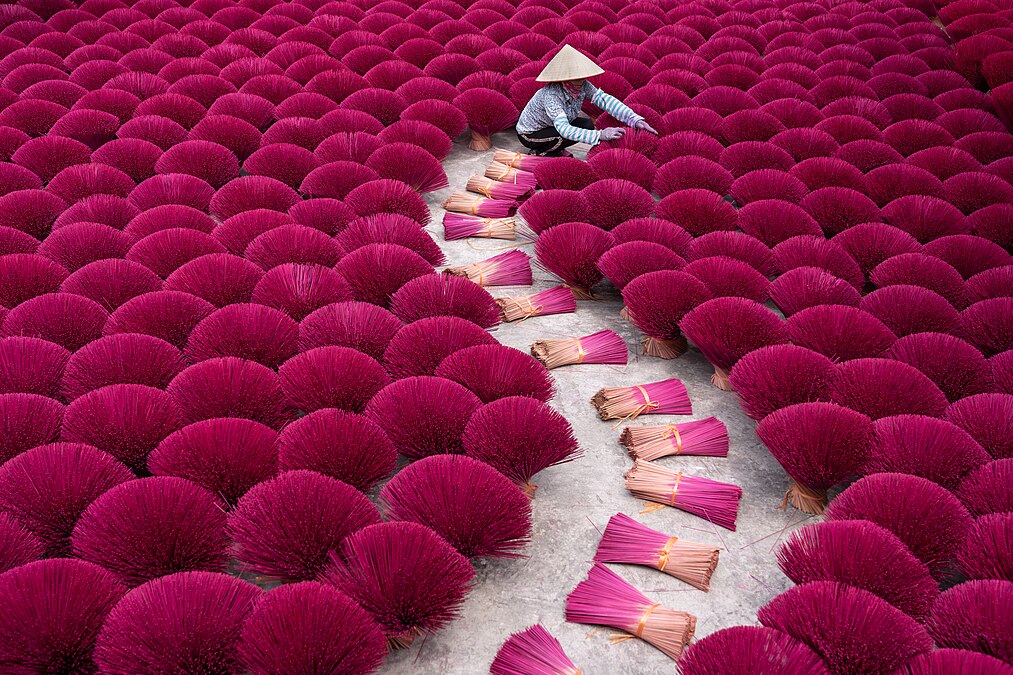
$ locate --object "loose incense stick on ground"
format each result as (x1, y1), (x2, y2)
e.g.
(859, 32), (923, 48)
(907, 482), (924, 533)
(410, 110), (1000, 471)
(624, 460), (743, 531)
(620, 417), (729, 461)
(485, 161), (537, 190)
(444, 250), (532, 287)
(530, 330), (627, 369)
(443, 213), (516, 241)
(467, 175), (533, 201)
(594, 513), (720, 591)
(496, 286), (576, 322)
(565, 562), (696, 661)
(592, 378), (692, 421)
(442, 192), (515, 218)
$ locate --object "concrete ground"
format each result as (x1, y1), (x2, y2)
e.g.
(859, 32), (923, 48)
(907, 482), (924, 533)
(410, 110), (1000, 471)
(382, 131), (809, 673)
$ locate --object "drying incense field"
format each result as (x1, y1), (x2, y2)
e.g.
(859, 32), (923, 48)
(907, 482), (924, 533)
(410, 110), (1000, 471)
(0, 0), (1009, 673)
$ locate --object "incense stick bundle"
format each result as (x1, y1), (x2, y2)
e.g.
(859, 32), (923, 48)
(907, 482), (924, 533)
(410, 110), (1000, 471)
(496, 286), (576, 322)
(490, 624), (581, 675)
(485, 161), (537, 190)
(443, 213), (516, 241)
(565, 562), (696, 661)
(592, 378), (692, 421)
(445, 250), (532, 287)
(493, 148), (552, 172)
(624, 460), (743, 531)
(442, 192), (515, 218)
(619, 417), (729, 461)
(594, 513), (720, 591)
(467, 175), (534, 201)
(530, 330), (627, 370)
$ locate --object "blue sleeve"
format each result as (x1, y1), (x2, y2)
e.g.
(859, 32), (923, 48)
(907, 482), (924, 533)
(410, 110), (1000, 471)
(551, 113), (602, 145)
(587, 85), (644, 127)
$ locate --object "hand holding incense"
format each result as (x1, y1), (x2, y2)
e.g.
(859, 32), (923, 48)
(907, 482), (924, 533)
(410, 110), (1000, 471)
(467, 175), (534, 201)
(445, 250), (532, 287)
(490, 624), (582, 675)
(530, 330), (628, 369)
(485, 161), (537, 190)
(591, 378), (692, 421)
(594, 513), (720, 591)
(496, 286), (576, 322)
(443, 213), (516, 241)
(565, 562), (696, 661)
(624, 460), (743, 531)
(442, 192), (515, 219)
(493, 148), (552, 171)
(620, 417), (729, 461)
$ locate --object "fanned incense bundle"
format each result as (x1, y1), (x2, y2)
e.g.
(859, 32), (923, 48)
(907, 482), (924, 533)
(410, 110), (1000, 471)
(624, 460), (742, 531)
(493, 148), (551, 172)
(444, 250), (531, 287)
(594, 513), (720, 591)
(592, 378), (692, 422)
(443, 213), (516, 241)
(442, 191), (515, 218)
(490, 624), (581, 675)
(565, 562), (696, 661)
(620, 417), (729, 461)
(496, 286), (576, 323)
(530, 330), (627, 370)
(466, 175), (533, 201)
(485, 161), (537, 190)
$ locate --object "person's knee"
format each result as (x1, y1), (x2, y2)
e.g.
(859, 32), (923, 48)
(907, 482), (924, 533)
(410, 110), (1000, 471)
(573, 116), (595, 130)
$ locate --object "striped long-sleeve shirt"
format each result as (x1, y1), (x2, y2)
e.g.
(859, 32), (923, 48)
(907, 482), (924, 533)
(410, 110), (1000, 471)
(515, 81), (644, 146)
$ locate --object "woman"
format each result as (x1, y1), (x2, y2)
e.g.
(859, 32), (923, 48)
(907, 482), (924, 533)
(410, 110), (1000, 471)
(515, 45), (658, 156)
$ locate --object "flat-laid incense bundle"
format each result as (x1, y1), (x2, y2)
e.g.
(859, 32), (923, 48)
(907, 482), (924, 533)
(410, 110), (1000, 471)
(493, 148), (552, 172)
(591, 378), (692, 421)
(485, 161), (537, 190)
(624, 460), (743, 531)
(594, 513), (720, 591)
(530, 330), (627, 370)
(444, 250), (532, 287)
(442, 191), (515, 218)
(490, 624), (581, 675)
(496, 286), (576, 322)
(565, 562), (696, 661)
(467, 175), (534, 201)
(620, 417), (729, 461)
(443, 213), (516, 241)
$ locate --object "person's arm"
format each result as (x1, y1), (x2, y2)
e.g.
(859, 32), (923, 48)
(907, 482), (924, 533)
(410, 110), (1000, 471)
(588, 85), (643, 127)
(546, 102), (603, 145)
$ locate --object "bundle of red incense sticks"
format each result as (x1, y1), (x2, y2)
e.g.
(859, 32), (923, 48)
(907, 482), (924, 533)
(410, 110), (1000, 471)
(443, 213), (516, 241)
(592, 378), (692, 421)
(624, 460), (743, 531)
(529, 330), (627, 370)
(467, 175), (534, 201)
(490, 624), (581, 675)
(493, 148), (552, 172)
(485, 161), (537, 190)
(565, 562), (696, 661)
(442, 192), (515, 218)
(620, 417), (729, 461)
(496, 286), (576, 323)
(594, 513), (720, 591)
(445, 250), (532, 287)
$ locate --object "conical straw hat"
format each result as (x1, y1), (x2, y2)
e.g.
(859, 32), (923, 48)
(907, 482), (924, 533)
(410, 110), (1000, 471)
(536, 45), (605, 82)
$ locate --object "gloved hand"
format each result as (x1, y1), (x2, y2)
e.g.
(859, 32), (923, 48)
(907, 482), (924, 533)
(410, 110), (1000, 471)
(600, 127), (626, 141)
(635, 119), (659, 135)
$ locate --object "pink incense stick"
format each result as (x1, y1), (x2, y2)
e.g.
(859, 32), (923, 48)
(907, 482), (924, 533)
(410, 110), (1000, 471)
(592, 378), (692, 422)
(442, 192), (516, 218)
(565, 562), (697, 661)
(493, 148), (553, 172)
(496, 286), (576, 322)
(530, 330), (628, 370)
(445, 250), (532, 287)
(594, 513), (720, 591)
(490, 624), (581, 675)
(443, 213), (516, 241)
(620, 417), (729, 461)
(467, 175), (535, 201)
(624, 460), (743, 531)
(485, 161), (538, 190)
